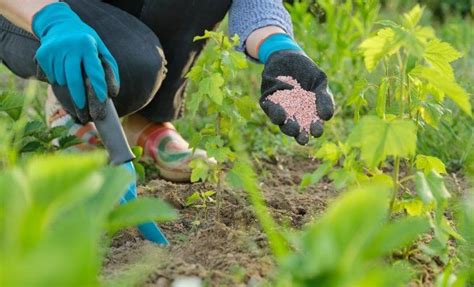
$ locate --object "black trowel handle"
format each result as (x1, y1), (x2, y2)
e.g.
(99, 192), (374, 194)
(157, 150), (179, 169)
(94, 99), (135, 165)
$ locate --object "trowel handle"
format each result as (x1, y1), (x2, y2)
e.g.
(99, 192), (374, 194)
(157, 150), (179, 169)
(93, 99), (135, 165)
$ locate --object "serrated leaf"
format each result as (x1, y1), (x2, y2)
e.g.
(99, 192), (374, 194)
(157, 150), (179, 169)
(24, 120), (46, 137)
(235, 95), (255, 120)
(189, 158), (210, 183)
(49, 126), (68, 139)
(58, 135), (82, 149)
(394, 199), (426, 216)
(359, 28), (401, 72)
(411, 66), (472, 116)
(185, 192), (201, 207)
(199, 74), (224, 105)
(424, 39), (462, 80)
(403, 4), (423, 28)
(348, 116), (417, 167)
(20, 140), (45, 153)
(107, 198), (177, 234)
(415, 155), (447, 175)
(186, 65), (203, 82)
(315, 142), (341, 162)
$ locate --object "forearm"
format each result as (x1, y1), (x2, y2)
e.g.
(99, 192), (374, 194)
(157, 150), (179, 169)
(228, 0), (294, 56)
(0, 0), (57, 33)
(246, 26), (286, 60)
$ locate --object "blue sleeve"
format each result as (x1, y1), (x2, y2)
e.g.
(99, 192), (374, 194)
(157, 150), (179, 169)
(228, 0), (294, 53)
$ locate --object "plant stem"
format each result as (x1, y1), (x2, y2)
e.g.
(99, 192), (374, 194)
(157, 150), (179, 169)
(391, 156), (400, 211)
(397, 52), (406, 119)
(215, 112), (222, 222)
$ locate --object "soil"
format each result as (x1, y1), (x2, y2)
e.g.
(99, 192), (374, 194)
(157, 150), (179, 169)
(103, 154), (337, 286)
(102, 154), (471, 287)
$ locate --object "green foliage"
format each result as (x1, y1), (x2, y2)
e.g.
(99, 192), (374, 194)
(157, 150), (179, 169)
(348, 115), (417, 168)
(0, 90), (80, 164)
(0, 153), (176, 287)
(131, 146), (146, 181)
(185, 191), (216, 208)
(276, 180), (428, 286)
(359, 4), (472, 117)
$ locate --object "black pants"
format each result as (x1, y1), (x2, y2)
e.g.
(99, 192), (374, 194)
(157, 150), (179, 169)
(0, 0), (231, 122)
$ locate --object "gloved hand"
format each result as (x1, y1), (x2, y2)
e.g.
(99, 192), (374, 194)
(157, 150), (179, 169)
(32, 2), (120, 123)
(121, 161), (169, 246)
(259, 33), (335, 145)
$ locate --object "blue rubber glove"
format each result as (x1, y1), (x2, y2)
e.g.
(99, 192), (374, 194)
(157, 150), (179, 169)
(32, 2), (120, 122)
(121, 162), (169, 246)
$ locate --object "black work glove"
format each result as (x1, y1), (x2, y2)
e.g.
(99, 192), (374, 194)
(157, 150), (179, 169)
(260, 50), (335, 145)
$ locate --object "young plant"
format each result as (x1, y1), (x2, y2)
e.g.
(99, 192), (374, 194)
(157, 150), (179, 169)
(185, 191), (216, 223)
(277, 177), (429, 286)
(185, 30), (250, 215)
(299, 5), (470, 282)
(0, 153), (177, 287)
(0, 89), (80, 165)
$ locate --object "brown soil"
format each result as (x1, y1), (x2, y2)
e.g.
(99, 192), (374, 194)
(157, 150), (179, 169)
(103, 155), (337, 286)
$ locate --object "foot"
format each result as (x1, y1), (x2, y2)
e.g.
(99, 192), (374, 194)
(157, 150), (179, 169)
(124, 115), (215, 183)
(46, 87), (100, 151)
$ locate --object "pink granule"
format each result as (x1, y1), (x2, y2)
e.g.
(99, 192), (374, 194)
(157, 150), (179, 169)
(266, 76), (319, 133)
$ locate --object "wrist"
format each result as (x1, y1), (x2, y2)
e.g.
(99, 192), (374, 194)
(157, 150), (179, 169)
(32, 2), (76, 38)
(246, 26), (286, 59)
(258, 33), (303, 64)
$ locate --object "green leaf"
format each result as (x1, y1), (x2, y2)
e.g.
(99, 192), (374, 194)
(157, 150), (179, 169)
(415, 155), (447, 175)
(424, 39), (462, 80)
(348, 116), (417, 167)
(131, 146), (144, 159)
(49, 126), (68, 139)
(394, 199), (427, 216)
(20, 140), (45, 153)
(299, 161), (332, 191)
(315, 142), (341, 162)
(27, 153), (109, 209)
(58, 135), (82, 149)
(189, 158), (210, 183)
(199, 73), (224, 105)
(329, 169), (358, 190)
(415, 171), (450, 205)
(185, 192), (201, 207)
(235, 95), (256, 120)
(365, 216), (429, 259)
(293, 182), (392, 276)
(376, 78), (388, 118)
(415, 171), (435, 204)
(23, 120), (46, 137)
(107, 198), (177, 234)
(411, 66), (472, 116)
(403, 4), (424, 28)
(0, 91), (24, 120)
(202, 191), (216, 198)
(426, 171), (451, 202)
(186, 65), (203, 82)
(359, 28), (401, 72)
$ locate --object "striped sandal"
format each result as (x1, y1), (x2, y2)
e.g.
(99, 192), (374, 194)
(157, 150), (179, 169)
(136, 122), (215, 182)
